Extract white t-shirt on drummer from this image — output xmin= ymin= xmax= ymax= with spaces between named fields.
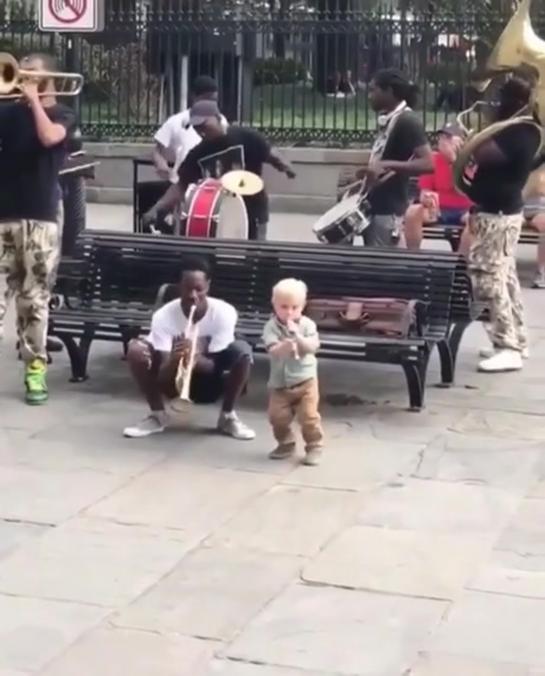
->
xmin=154 ymin=110 xmax=229 ymax=178
xmin=147 ymin=296 xmax=237 ymax=354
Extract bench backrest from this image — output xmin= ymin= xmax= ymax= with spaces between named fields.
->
xmin=60 ymin=233 xmax=468 ymax=339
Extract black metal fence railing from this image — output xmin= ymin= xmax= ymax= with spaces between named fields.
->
xmin=0 ymin=1 xmax=540 ymax=145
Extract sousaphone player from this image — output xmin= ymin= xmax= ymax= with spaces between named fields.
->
xmin=453 ymin=0 xmax=545 ymax=373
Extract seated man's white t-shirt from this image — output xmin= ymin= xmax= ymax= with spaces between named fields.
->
xmin=154 ymin=109 xmax=229 ymax=182
xmin=147 ymin=297 xmax=237 ymax=354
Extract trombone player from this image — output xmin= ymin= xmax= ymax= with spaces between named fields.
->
xmin=0 ymin=53 xmax=75 ymax=404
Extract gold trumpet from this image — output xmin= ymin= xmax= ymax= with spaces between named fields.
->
xmin=0 ymin=53 xmax=83 ymax=99
xmin=173 ymin=304 xmax=199 ymax=411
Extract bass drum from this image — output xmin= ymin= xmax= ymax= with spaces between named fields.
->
xmin=183 ymin=178 xmax=249 ymax=239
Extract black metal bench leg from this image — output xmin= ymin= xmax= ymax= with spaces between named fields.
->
xmin=58 ymin=335 xmax=88 ymax=382
xmin=401 ymin=353 xmax=431 ymax=412
xmin=436 ymin=339 xmax=455 ymax=386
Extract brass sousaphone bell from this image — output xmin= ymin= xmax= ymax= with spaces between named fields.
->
xmin=0 ymin=52 xmax=83 ymax=99
xmin=453 ymin=0 xmax=545 ymax=197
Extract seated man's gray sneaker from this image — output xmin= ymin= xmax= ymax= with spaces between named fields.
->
xmin=124 ymin=412 xmax=167 ymax=438
xmin=217 ymin=411 xmax=256 ymax=440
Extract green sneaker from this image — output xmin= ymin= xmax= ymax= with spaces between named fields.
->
xmin=25 ymin=359 xmax=48 ymax=405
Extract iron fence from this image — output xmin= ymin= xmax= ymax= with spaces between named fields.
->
xmin=0 ymin=1 xmax=541 ymax=145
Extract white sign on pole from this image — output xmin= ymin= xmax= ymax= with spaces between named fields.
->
xmin=39 ymin=0 xmax=105 ymax=33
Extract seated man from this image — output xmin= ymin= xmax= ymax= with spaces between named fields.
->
xmin=404 ymin=122 xmax=473 ymax=255
xmin=123 ymin=256 xmax=255 ymax=440
xmin=522 ymin=165 xmax=545 ymax=288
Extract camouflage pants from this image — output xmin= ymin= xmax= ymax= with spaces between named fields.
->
xmin=468 ymin=211 xmax=526 ymax=352
xmin=0 ymin=219 xmax=59 ymax=362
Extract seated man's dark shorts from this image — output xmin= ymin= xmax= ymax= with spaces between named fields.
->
xmin=141 ymin=338 xmax=253 ymax=404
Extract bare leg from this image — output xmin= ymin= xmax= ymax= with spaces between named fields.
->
xmin=222 ymin=351 xmax=251 ymax=413
xmin=126 ymin=339 xmax=166 ymax=412
xmin=404 ymin=204 xmax=425 ymax=250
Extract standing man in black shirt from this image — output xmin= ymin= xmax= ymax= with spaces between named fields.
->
xmin=359 ymin=69 xmax=434 ymax=246
xmin=463 ymin=77 xmax=542 ymax=373
xmin=143 ymin=100 xmax=296 ymax=240
xmin=0 ymin=53 xmax=75 ymax=404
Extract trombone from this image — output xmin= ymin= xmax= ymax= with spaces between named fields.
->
xmin=172 ymin=304 xmax=199 ymax=412
xmin=0 ymin=53 xmax=83 ymax=99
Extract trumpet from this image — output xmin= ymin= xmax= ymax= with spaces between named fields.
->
xmin=0 ymin=53 xmax=83 ymax=99
xmin=173 ymin=304 xmax=199 ymax=410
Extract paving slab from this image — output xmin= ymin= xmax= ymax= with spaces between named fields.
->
xmin=0 ymin=465 xmax=129 ymax=525
xmin=0 ymin=517 xmax=192 ymax=607
xmin=468 ymin=548 xmax=545 ymax=599
xmin=40 ymin=626 xmax=217 ymax=676
xmin=227 ymin=582 xmax=446 ymax=675
xmin=496 ymin=498 xmax=545 ymax=555
xmin=303 ymin=525 xmax=490 ymax=600
xmin=451 ymin=410 xmax=545 ymax=441
xmin=357 ymin=478 xmax=518 ymax=534
xmin=284 ymin=437 xmax=423 ymax=491
xmin=430 ymin=591 xmax=545 ymax=666
xmin=0 ymin=521 xmax=49 ymax=560
xmin=207 ymin=661 xmax=337 ymax=675
xmin=208 ymin=484 xmax=360 ymax=557
xmin=409 ymin=652 xmax=543 ymax=676
xmin=410 ymin=432 xmax=541 ymax=492
xmin=115 ymin=544 xmax=302 ymax=640
xmin=87 ymin=462 xmax=278 ymax=535
xmin=0 ymin=593 xmax=106 ymax=672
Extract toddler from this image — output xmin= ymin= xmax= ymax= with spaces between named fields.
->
xmin=262 ymin=278 xmax=324 ymax=466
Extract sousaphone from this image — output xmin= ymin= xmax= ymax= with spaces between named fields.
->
xmin=453 ymin=0 xmax=545 ymax=197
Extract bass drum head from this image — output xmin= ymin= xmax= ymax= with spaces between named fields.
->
xmin=216 ymin=192 xmax=249 ymax=239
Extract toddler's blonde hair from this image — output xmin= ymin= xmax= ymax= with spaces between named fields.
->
xmin=272 ymin=278 xmax=308 ymax=304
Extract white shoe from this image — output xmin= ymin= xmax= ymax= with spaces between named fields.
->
xmin=479 ymin=346 xmax=529 ymax=360
xmin=217 ymin=411 xmax=256 ymax=440
xmin=124 ymin=412 xmax=167 ymax=438
xmin=478 ymin=349 xmax=523 ymax=373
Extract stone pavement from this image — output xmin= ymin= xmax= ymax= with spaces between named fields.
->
xmin=0 ymin=205 xmax=544 ymax=675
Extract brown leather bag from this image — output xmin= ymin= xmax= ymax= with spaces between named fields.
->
xmin=306 ymin=297 xmax=428 ymax=339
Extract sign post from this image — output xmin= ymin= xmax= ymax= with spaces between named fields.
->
xmin=39 ymin=0 xmax=105 ymax=33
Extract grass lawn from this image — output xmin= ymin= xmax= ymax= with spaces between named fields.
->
xmin=80 ymin=83 xmax=457 ymax=140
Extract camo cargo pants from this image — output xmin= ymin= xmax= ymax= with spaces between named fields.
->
xmin=0 ymin=219 xmax=59 ymax=362
xmin=468 ymin=211 xmax=527 ymax=352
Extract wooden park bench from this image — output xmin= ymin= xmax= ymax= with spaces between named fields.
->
xmin=50 ymin=232 xmax=476 ymax=410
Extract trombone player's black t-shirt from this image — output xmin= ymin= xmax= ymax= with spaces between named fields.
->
xmin=0 ymin=101 xmax=75 ymax=223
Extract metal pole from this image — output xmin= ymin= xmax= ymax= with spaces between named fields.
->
xmin=65 ymin=34 xmax=82 ymax=119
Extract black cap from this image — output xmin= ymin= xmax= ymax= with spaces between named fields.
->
xmin=189 ymin=100 xmax=221 ymax=127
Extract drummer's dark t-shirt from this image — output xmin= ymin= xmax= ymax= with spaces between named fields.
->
xmin=0 ymin=102 xmax=75 ymax=222
xmin=368 ymin=111 xmax=428 ymax=216
xmin=179 ymin=127 xmax=271 ymax=225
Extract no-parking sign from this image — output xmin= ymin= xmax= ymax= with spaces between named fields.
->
xmin=39 ymin=0 xmax=105 ymax=32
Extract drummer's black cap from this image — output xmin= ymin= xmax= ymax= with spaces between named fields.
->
xmin=189 ymin=100 xmax=221 ymax=126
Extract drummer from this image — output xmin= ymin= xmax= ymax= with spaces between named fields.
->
xmin=143 ymin=100 xmax=296 ymax=240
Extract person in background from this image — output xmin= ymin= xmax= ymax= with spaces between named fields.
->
xmin=358 ymin=68 xmax=434 ymax=247
xmin=522 ymin=164 xmax=545 ymax=289
xmin=144 ymin=100 xmax=295 ymax=241
xmin=0 ymin=52 xmax=75 ymax=404
xmin=152 ymin=76 xmax=228 ymax=183
xmin=404 ymin=122 xmax=473 ymax=255
xmin=262 ymin=278 xmax=323 ymax=466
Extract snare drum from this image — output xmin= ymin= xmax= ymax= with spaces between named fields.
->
xmin=312 ymin=193 xmax=370 ymax=245
xmin=183 ymin=178 xmax=249 ymax=239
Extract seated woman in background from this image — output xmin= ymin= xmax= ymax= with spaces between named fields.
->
xmin=523 ymin=165 xmax=545 ymax=289
xmin=404 ymin=122 xmax=473 ymax=256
